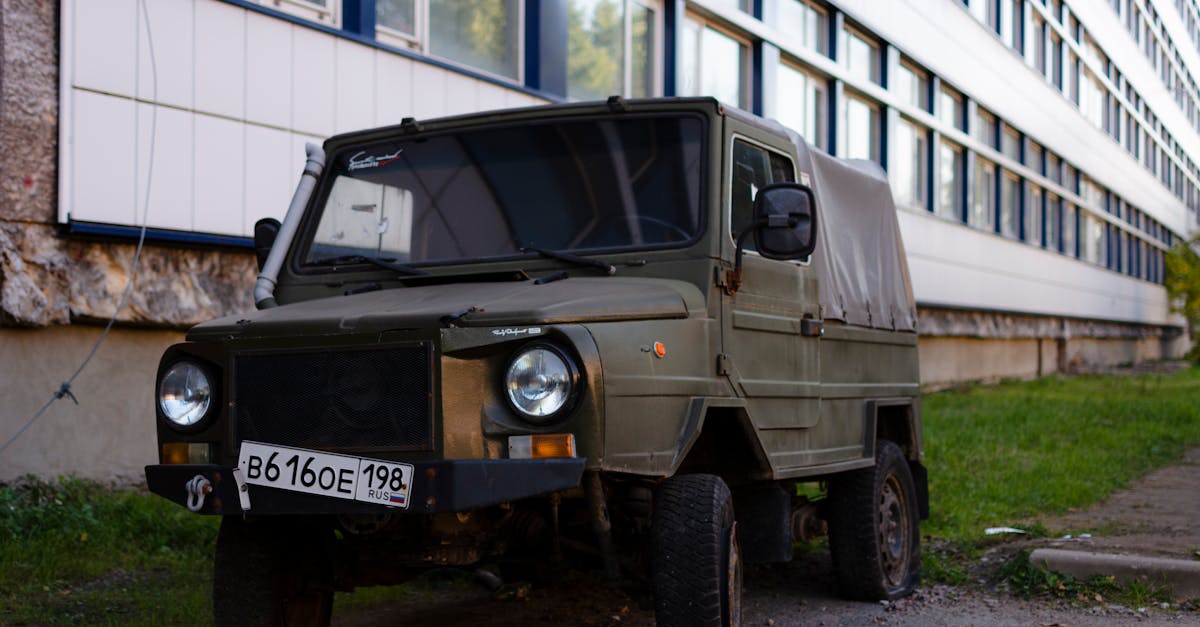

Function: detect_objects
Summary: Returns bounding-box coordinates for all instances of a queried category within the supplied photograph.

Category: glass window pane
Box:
[1001,127,1021,161]
[1000,171,1020,238]
[1025,140,1043,171]
[1062,203,1077,255]
[972,157,996,229]
[680,19,701,96]
[630,5,655,98]
[568,0,625,100]
[1027,183,1043,244]
[377,0,416,37]
[701,27,746,107]
[938,140,964,220]
[974,107,997,148]
[777,0,828,55]
[732,140,796,249]
[894,61,929,111]
[892,118,927,210]
[776,63,827,148]
[843,93,879,161]
[1046,193,1060,249]
[843,29,880,84]
[938,86,965,130]
[430,0,520,79]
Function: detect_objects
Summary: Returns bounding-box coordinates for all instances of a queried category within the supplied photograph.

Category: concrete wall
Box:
[0,326,183,483]
[917,307,1189,387]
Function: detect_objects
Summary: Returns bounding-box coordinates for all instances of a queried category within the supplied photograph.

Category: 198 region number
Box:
[238,440,413,508]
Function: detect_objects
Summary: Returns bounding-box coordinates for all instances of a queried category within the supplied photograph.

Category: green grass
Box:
[3,367,1200,621]
[0,477,218,625]
[923,368,1200,543]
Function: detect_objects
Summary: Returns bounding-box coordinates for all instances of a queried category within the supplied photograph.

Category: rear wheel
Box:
[827,440,921,600]
[212,517,334,627]
[651,474,741,627]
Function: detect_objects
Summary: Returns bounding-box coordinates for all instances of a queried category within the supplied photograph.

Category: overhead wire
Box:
[0,0,159,458]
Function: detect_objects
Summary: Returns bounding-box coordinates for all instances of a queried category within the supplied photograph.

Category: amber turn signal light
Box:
[508,434,577,459]
[161,442,211,464]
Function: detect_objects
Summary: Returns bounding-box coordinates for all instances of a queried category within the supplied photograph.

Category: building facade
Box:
[0,0,1194,480]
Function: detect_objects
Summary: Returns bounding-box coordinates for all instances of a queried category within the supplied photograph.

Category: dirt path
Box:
[1034,448,1200,562]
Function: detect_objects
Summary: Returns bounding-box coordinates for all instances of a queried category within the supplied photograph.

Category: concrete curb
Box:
[1029,548,1200,599]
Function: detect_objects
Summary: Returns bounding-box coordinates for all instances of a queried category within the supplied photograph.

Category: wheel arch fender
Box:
[865,398,928,520]
[669,398,774,481]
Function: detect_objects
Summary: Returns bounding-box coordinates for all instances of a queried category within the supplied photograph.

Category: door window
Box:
[731,139,795,251]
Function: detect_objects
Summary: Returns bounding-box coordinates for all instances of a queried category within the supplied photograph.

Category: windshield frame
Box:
[290,111,710,276]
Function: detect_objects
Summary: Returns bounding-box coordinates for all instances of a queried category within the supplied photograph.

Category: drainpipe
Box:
[254,143,326,309]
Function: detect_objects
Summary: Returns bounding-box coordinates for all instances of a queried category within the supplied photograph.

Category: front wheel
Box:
[651,473,741,627]
[212,517,334,627]
[827,440,921,600]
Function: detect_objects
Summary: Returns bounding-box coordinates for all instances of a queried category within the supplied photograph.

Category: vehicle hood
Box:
[188,276,705,340]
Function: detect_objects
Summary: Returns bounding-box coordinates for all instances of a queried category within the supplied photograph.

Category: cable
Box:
[0,0,158,458]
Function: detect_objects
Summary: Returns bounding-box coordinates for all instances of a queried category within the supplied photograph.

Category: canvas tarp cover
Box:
[782,127,918,332]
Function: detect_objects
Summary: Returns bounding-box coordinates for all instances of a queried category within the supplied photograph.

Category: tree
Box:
[1164,236,1200,359]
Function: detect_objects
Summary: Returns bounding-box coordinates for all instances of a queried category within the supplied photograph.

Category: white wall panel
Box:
[292,26,337,136]
[443,74,480,116]
[193,115,246,235]
[137,103,193,231]
[335,39,377,134]
[477,81,511,113]
[62,0,546,239]
[194,0,246,119]
[72,91,137,224]
[73,0,136,95]
[243,125,295,232]
[137,0,194,108]
[898,211,1168,325]
[244,10,293,129]
[411,62,449,120]
[375,51,415,127]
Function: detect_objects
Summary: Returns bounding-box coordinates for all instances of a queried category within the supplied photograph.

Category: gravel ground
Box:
[336,448,1200,626]
[335,551,1199,626]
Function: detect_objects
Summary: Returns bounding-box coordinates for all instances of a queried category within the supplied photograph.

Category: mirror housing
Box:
[253,218,281,272]
[752,183,817,260]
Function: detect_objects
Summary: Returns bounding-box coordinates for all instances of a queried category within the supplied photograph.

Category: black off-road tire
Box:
[212,517,334,627]
[827,440,921,601]
[651,474,741,627]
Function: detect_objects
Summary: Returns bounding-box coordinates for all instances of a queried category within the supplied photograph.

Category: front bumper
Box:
[145,458,586,515]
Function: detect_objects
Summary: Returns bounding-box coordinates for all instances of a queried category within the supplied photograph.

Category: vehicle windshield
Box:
[300,114,704,269]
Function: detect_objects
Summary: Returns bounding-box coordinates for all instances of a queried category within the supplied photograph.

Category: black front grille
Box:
[234,344,434,451]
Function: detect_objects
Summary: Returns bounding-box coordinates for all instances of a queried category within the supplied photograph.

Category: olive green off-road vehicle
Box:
[146,97,927,626]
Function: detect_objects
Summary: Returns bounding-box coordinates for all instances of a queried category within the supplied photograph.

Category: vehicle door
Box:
[720,123,822,477]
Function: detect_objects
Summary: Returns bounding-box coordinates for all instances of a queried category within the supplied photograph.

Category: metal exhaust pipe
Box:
[254,142,326,309]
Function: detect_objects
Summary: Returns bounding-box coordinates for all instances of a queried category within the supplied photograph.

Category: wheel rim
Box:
[878,472,910,587]
[725,521,742,627]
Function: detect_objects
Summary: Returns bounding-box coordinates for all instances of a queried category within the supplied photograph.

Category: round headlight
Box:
[159,361,213,427]
[504,344,580,422]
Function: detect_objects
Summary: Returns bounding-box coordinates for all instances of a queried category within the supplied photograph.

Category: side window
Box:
[731,139,796,250]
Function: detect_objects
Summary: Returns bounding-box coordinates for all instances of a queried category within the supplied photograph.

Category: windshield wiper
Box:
[521,246,616,276]
[309,254,429,276]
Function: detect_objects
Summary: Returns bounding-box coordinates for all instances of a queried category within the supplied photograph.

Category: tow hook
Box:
[185,475,212,512]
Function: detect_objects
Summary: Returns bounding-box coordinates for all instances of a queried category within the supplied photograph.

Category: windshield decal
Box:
[347,149,404,171]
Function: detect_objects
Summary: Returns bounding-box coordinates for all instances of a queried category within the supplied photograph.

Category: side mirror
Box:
[725,182,818,295]
[253,218,281,272]
[752,183,816,260]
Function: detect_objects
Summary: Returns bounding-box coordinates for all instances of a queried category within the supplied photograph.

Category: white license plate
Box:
[237,441,414,509]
